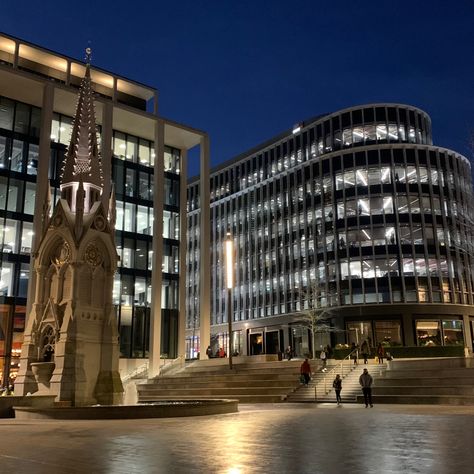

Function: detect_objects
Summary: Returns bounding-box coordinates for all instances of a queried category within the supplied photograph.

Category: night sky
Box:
[2,0,474,177]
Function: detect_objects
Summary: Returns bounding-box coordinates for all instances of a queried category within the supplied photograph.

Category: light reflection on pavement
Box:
[1,404,474,473]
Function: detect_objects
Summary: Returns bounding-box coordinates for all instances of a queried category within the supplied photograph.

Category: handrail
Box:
[320,348,359,397]
[122,361,149,383]
[158,355,185,376]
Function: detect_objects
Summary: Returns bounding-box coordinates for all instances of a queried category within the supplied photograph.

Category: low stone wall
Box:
[0,395,56,418]
[189,355,279,367]
[14,399,238,420]
[388,357,473,371]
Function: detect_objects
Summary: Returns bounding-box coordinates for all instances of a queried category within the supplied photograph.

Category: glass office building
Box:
[0,33,208,386]
[187,104,474,357]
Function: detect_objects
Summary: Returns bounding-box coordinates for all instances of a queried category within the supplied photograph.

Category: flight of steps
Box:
[137,358,306,404]
[286,360,387,403]
[365,357,474,405]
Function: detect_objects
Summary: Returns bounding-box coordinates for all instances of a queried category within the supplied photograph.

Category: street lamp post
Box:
[225,232,234,370]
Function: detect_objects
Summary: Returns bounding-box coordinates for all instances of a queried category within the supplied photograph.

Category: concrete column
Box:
[26,82,54,319]
[112,77,117,103]
[153,91,158,116]
[462,314,473,353]
[66,60,71,86]
[13,41,19,68]
[402,313,415,346]
[100,101,113,213]
[177,148,188,359]
[148,119,165,377]
[199,134,211,358]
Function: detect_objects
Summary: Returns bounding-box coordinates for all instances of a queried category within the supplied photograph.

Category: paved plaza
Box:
[1,403,474,473]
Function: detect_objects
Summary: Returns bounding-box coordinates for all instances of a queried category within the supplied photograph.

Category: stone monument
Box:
[15,48,123,406]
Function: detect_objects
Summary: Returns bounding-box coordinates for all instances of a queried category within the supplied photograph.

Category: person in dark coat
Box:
[359,368,374,407]
[300,358,312,386]
[333,374,342,405]
[377,343,385,364]
[351,342,358,365]
[361,340,369,364]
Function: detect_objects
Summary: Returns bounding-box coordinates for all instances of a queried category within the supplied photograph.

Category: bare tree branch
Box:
[292,282,343,359]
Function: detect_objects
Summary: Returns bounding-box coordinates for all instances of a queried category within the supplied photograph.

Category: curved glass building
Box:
[187,103,474,357]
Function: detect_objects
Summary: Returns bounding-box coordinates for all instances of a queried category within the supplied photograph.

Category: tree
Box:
[296,282,342,360]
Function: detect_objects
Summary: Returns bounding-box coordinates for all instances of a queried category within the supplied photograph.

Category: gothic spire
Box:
[60,46,103,213]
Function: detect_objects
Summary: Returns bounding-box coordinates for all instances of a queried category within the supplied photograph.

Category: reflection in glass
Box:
[416,321,441,346]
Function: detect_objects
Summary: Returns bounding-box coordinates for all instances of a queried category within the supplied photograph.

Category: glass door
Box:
[249,332,263,355]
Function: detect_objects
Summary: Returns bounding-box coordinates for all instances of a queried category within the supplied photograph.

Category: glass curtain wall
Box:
[112,131,181,359]
[0,95,40,385]
[186,104,474,352]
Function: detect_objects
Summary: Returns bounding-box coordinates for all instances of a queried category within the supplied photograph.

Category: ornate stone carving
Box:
[93,215,106,232]
[84,242,103,267]
[52,214,63,227]
[53,241,71,266]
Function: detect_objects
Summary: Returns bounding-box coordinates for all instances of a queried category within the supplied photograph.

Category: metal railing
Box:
[121,361,149,383]
[158,355,185,376]
[319,349,359,398]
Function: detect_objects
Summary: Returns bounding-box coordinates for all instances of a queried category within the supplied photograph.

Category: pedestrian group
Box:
[299,340,385,407]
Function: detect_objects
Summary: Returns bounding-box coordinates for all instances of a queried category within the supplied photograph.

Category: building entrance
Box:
[249,333,263,355]
[265,330,280,354]
[290,325,310,358]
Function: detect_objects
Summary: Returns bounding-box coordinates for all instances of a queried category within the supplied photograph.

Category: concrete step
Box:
[141,379,299,389]
[388,357,473,370]
[383,368,474,379]
[376,377,474,387]
[138,359,388,405]
[138,387,292,396]
[286,364,389,403]
[139,394,286,403]
[150,373,301,382]
[182,366,301,375]
[358,394,474,406]
[373,386,474,396]
[184,360,306,372]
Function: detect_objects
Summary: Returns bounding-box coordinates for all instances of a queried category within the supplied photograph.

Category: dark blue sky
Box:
[3,1,474,176]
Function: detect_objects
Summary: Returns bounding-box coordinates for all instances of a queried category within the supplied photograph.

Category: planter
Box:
[30,362,55,394]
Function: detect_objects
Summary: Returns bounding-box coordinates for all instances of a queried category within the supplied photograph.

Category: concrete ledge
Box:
[356,394,474,406]
[0,395,56,418]
[186,355,281,369]
[13,399,238,420]
[388,357,473,371]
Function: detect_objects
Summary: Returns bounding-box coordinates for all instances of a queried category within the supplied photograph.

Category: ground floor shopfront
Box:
[185,303,474,359]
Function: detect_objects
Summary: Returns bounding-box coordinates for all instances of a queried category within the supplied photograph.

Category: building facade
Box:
[0,33,210,387]
[187,103,474,358]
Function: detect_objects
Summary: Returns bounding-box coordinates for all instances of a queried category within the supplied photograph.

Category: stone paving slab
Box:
[1,404,474,473]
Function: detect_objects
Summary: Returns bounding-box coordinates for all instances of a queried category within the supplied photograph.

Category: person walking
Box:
[361,340,369,365]
[333,374,342,405]
[377,343,385,364]
[285,345,293,361]
[359,368,374,407]
[300,358,312,386]
[351,342,358,365]
[320,347,327,372]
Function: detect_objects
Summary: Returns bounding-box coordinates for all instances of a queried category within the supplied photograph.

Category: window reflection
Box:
[0,262,14,296]
[416,321,441,346]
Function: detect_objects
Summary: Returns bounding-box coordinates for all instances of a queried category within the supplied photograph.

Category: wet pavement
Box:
[1,403,474,473]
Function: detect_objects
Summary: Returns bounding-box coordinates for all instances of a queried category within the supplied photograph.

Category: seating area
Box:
[137,357,305,404]
[360,357,474,405]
